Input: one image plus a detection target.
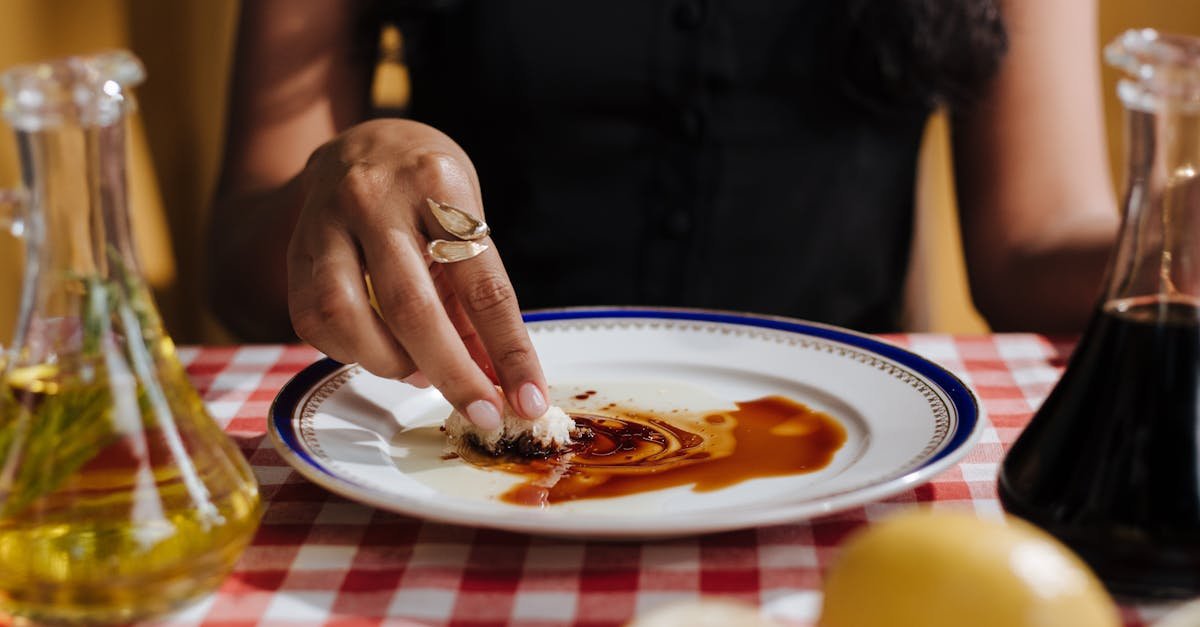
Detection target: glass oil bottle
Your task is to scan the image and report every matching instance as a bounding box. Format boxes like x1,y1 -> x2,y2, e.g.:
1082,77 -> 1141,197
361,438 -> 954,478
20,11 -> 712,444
0,51 -> 262,623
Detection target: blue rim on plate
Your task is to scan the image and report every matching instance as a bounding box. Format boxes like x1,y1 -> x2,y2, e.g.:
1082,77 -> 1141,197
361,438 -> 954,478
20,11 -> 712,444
268,307 -> 984,535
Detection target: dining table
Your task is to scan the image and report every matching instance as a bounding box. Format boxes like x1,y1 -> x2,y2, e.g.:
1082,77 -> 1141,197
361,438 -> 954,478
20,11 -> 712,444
112,334 -> 1186,627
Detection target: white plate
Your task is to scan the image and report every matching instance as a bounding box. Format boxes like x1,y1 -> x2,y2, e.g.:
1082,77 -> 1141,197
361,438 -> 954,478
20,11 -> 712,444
269,307 -> 984,538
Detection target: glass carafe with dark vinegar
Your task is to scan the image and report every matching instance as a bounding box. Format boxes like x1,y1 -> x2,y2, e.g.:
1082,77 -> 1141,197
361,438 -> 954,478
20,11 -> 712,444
999,30 -> 1200,598
0,52 -> 262,623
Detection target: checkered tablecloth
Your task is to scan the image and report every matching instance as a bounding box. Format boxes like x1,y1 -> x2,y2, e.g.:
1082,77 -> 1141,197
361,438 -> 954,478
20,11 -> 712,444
77,337 -> 1192,625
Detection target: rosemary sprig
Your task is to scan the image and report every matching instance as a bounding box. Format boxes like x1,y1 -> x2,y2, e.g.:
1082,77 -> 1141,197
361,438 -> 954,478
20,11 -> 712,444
0,381 -> 125,517
0,263 -> 160,519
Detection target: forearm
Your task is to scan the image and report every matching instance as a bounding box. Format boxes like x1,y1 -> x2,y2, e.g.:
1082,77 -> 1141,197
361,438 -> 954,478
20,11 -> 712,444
210,0 -> 373,341
950,0 -> 1118,333
967,211 -> 1117,333
207,177 -> 304,342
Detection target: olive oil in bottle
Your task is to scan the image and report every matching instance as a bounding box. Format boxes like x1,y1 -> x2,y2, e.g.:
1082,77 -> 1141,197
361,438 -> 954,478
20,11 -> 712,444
0,51 -> 263,623
0,354 -> 261,623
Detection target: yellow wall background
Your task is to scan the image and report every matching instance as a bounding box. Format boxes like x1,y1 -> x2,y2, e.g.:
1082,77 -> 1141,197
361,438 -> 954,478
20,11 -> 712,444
0,1 -> 1197,345
0,0 -> 238,347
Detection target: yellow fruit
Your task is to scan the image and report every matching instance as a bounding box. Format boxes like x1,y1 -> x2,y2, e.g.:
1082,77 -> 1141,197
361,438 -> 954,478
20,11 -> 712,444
819,510 -> 1120,627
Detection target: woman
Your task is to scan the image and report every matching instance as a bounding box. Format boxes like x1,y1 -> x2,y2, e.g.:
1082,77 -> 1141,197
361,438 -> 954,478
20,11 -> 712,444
209,0 -> 1117,428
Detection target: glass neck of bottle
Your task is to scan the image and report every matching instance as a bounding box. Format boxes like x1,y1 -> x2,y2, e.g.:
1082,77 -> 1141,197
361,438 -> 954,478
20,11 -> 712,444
2,52 -> 148,368
1105,97 -> 1200,310
20,119 -> 138,290
1104,30 -> 1200,314
7,114 -> 160,374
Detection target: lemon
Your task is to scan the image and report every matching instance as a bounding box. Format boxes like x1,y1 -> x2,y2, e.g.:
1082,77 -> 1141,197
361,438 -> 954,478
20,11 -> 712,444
819,510 -> 1120,627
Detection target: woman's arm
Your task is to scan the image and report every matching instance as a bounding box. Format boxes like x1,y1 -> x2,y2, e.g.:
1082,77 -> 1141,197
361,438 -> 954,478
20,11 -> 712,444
209,0 -> 372,341
952,0 -> 1119,333
209,1 -> 549,425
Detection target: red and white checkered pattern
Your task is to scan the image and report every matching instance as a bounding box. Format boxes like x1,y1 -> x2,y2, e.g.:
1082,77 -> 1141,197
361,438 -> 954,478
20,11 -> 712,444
4,337 -> 1185,626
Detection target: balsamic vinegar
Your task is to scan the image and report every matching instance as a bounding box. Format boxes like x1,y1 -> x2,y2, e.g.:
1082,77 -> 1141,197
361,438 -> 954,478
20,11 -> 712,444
999,297 -> 1200,597
1001,29 -> 1200,598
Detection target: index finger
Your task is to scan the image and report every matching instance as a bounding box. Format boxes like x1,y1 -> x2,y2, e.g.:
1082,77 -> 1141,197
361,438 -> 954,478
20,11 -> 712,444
420,196 -> 549,420
440,239 -> 549,420
363,229 -> 508,428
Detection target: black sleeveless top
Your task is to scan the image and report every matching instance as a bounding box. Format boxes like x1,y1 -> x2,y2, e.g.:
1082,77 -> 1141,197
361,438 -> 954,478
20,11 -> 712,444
390,1 -> 970,331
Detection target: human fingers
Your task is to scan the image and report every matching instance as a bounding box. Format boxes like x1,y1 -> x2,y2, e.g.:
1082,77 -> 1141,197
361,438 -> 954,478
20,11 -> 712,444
434,263 -> 499,384
287,222 -> 419,381
361,226 -> 506,429
379,271 -> 496,393
421,201 -> 548,420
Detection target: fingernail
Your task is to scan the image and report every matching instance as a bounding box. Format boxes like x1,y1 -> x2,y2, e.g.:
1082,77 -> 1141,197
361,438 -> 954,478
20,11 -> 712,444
518,382 -> 548,418
403,372 -> 430,388
466,399 -> 502,430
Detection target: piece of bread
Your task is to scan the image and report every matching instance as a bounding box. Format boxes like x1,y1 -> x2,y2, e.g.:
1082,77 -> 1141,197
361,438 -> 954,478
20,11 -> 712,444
444,399 -> 578,457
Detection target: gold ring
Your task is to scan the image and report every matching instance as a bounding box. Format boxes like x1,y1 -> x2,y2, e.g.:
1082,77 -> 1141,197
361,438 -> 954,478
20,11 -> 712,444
426,198 -> 490,263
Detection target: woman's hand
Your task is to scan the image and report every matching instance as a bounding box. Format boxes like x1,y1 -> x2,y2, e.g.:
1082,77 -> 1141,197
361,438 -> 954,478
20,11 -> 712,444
210,2 -> 542,426
287,118 -> 547,427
